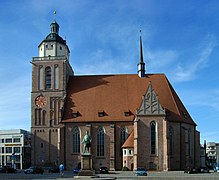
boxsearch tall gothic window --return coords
[45,66,51,89]
[54,65,59,89]
[150,121,156,155]
[169,126,174,155]
[39,65,43,90]
[72,127,80,153]
[97,127,105,157]
[120,127,127,155]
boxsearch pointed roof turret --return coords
[50,11,59,34]
[38,11,67,47]
[138,30,146,78]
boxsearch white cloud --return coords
[146,50,179,72]
[172,34,217,82]
[180,87,219,107]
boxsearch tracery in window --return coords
[73,127,80,153]
[97,127,105,157]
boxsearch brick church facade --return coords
[31,19,200,171]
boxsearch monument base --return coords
[78,169,95,176]
[77,153,95,177]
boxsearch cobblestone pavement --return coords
[0,170,219,179]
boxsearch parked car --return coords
[24,166,44,174]
[73,167,81,174]
[99,166,109,174]
[184,167,198,174]
[0,166,17,173]
[135,167,147,176]
[200,167,209,173]
[48,166,59,173]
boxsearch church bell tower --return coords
[31,15,73,166]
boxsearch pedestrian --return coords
[59,163,64,177]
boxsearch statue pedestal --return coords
[78,153,95,176]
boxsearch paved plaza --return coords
[0,171,219,179]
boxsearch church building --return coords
[31,19,200,171]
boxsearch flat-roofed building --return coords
[0,129,31,169]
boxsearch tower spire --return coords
[139,30,144,63]
[50,10,59,34]
[138,30,145,78]
[54,10,57,22]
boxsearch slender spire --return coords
[138,30,146,78]
[139,30,144,63]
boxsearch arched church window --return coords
[45,66,51,89]
[150,121,157,155]
[73,127,80,153]
[120,127,127,155]
[97,127,105,157]
[169,126,174,155]
[54,65,59,89]
[38,65,43,90]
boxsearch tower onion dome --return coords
[39,21,67,46]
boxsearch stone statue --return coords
[82,131,92,154]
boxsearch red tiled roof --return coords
[62,74,196,125]
[122,131,134,148]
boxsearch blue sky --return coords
[0,0,219,144]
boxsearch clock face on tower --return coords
[35,95,47,108]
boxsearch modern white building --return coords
[0,129,31,169]
[206,142,219,166]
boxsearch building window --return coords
[97,127,105,157]
[1,139,4,143]
[45,66,51,89]
[60,46,62,50]
[6,138,12,143]
[41,143,44,148]
[120,127,127,155]
[39,65,43,90]
[54,65,59,89]
[124,150,127,155]
[13,138,20,143]
[6,147,12,153]
[73,127,80,153]
[129,149,132,155]
[169,126,174,155]
[150,121,157,155]
[14,147,20,153]
[2,147,4,153]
